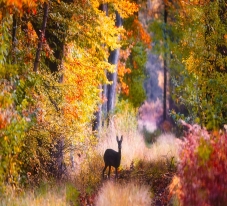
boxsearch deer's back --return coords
[104,149,121,168]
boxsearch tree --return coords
[92,0,140,131]
[170,1,227,129]
[0,0,123,185]
[0,0,148,188]
[106,11,122,114]
[163,3,168,121]
[118,15,151,108]
[0,0,38,189]
[148,0,174,122]
[33,2,49,72]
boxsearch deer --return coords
[102,135,123,179]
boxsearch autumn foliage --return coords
[0,0,150,191]
[177,124,227,205]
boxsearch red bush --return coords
[178,124,227,206]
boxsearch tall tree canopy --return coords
[149,0,227,129]
[0,0,148,188]
[172,0,227,129]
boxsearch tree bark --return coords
[33,2,49,72]
[92,4,108,133]
[12,14,17,64]
[163,4,168,121]
[92,85,102,133]
[102,81,108,126]
[107,11,122,114]
[92,8,122,131]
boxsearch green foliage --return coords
[175,2,227,129]
[0,72,37,190]
[149,18,180,57]
[141,127,161,145]
[66,183,80,206]
[124,42,147,108]
[119,16,148,108]
[197,138,212,165]
[0,13,37,191]
[114,99,138,133]
[0,14,12,65]
[150,2,227,129]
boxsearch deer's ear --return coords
[121,135,123,141]
[116,136,119,141]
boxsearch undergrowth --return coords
[0,182,80,206]
[1,101,181,206]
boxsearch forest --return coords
[0,0,227,205]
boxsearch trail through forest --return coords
[79,160,177,206]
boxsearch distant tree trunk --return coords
[33,2,66,177]
[12,14,17,64]
[92,8,122,131]
[100,4,108,125]
[33,2,49,72]
[92,4,108,133]
[163,4,168,121]
[107,11,122,114]
[92,85,102,133]
[55,43,65,177]
[59,43,65,83]
[102,81,108,126]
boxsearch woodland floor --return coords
[79,161,177,206]
[118,167,176,206]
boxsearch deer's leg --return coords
[108,166,111,179]
[115,167,118,179]
[102,164,107,179]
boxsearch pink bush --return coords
[178,123,227,206]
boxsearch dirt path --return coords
[118,167,176,206]
[79,162,176,206]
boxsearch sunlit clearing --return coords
[97,125,180,168]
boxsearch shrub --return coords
[95,181,152,206]
[74,151,103,196]
[178,124,227,205]
[0,72,36,191]
[142,127,161,144]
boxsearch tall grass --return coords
[95,181,152,206]
[97,102,180,168]
[70,101,180,205]
[0,182,81,206]
[0,184,67,206]
[1,101,180,205]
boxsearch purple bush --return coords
[178,123,227,206]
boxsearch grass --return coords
[0,182,81,206]
[1,102,181,205]
[97,121,180,169]
[72,104,180,204]
[95,181,152,206]
[0,184,66,206]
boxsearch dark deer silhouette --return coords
[102,135,123,179]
